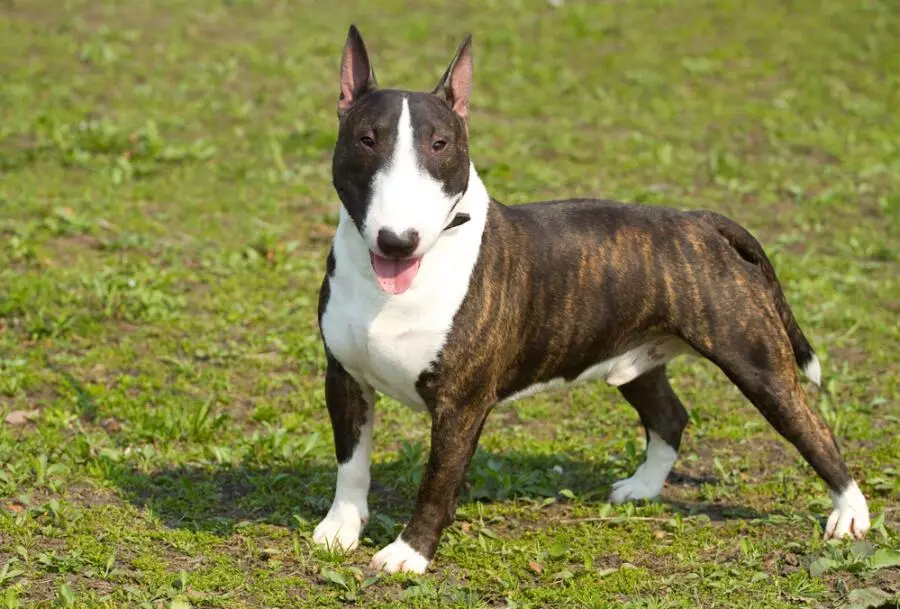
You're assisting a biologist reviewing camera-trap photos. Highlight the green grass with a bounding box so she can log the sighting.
[1,0,899,607]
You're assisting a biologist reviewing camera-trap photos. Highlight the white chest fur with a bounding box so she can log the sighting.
[320,165,490,408]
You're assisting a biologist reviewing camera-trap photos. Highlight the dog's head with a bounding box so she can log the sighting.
[331,26,473,294]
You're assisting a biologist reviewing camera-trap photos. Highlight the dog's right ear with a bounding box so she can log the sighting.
[338,25,377,117]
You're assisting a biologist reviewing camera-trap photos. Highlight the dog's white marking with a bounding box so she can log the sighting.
[500,337,690,404]
[500,378,567,403]
[803,355,822,386]
[321,163,489,408]
[609,430,677,503]
[370,537,430,574]
[826,480,870,539]
[312,393,375,552]
[363,97,462,257]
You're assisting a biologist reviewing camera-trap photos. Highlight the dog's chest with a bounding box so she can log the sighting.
[320,222,480,408]
[322,283,452,408]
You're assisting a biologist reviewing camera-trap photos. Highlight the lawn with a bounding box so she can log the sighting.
[1,0,899,607]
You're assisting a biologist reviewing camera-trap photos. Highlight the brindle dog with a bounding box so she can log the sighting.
[313,26,870,574]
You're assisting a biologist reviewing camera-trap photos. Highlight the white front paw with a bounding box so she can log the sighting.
[312,502,367,552]
[370,538,429,574]
[826,481,870,539]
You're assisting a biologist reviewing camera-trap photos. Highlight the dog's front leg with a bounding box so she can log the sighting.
[313,356,375,552]
[371,400,491,574]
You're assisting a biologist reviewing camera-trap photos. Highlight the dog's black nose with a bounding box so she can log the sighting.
[377,228,420,258]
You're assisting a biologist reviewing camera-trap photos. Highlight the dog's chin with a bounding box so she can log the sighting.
[369,252,423,295]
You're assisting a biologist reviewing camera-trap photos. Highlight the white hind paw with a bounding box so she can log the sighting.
[825,481,870,539]
[609,475,663,504]
[608,431,676,504]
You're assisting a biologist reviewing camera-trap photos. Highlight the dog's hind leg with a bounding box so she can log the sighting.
[693,320,870,539]
[312,356,375,552]
[610,366,688,503]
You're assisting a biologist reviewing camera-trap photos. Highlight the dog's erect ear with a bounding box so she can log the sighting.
[433,35,473,124]
[338,25,377,117]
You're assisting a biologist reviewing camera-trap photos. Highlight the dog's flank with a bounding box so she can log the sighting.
[314,25,870,574]
[705,211,822,386]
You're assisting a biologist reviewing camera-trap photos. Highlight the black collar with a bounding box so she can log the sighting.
[443,212,470,231]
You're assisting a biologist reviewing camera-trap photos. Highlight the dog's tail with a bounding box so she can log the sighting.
[702,212,821,386]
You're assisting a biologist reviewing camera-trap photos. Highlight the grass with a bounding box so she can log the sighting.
[1,0,899,607]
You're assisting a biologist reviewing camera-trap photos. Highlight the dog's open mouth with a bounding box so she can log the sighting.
[370,252,423,295]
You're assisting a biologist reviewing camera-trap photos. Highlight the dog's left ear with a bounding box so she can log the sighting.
[433,35,473,125]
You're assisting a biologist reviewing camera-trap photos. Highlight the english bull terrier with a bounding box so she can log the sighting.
[314,26,870,574]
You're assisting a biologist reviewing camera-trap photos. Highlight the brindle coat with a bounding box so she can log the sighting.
[316,26,864,568]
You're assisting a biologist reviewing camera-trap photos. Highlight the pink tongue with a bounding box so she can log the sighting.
[370,253,422,295]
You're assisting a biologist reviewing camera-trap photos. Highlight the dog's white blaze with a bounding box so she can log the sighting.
[609,430,677,503]
[500,337,690,404]
[312,393,374,552]
[321,164,490,408]
[364,97,460,257]
[371,537,430,574]
[826,480,870,539]
[803,355,822,387]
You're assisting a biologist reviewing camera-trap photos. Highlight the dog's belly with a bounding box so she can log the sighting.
[499,336,692,404]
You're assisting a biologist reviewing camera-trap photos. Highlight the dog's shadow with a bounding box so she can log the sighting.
[108,447,770,544]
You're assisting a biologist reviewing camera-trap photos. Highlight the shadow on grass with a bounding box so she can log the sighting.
[107,447,773,543]
[107,450,608,537]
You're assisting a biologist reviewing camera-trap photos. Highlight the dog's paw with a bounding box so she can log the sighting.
[825,482,870,539]
[826,507,869,539]
[608,474,663,504]
[312,502,366,552]
[609,431,675,504]
[370,538,429,574]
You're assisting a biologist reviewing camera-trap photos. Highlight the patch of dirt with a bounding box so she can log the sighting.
[677,434,798,480]
[485,396,578,444]
[15,575,63,606]
[65,483,121,509]
[48,233,102,250]
[789,144,841,166]
[3,486,120,517]
[0,133,42,172]
[487,406,523,429]
[305,221,336,245]
[668,470,719,487]
[663,499,775,523]
[828,345,869,367]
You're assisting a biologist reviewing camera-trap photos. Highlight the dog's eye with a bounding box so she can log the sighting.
[432,140,447,152]
[360,136,375,147]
